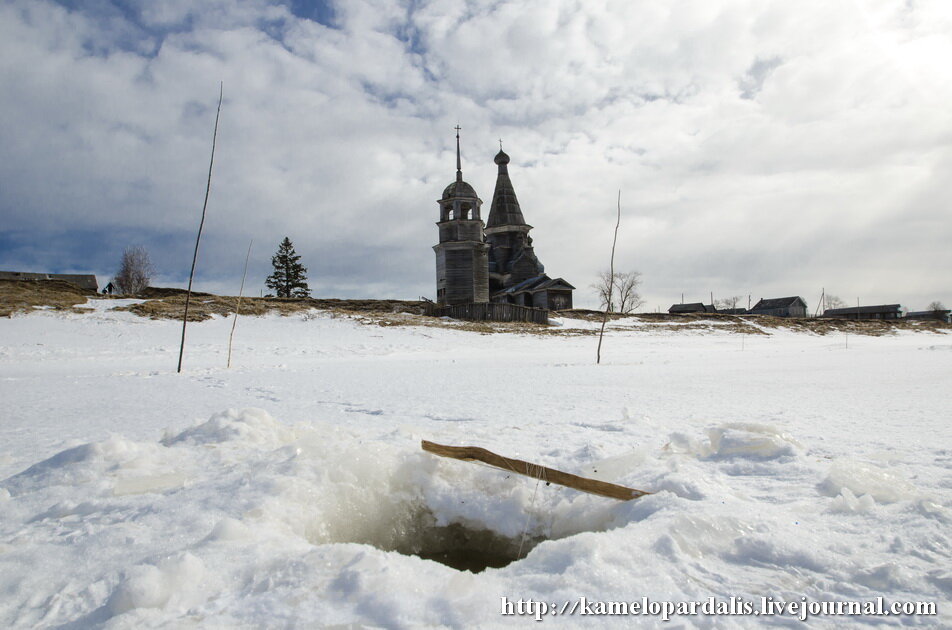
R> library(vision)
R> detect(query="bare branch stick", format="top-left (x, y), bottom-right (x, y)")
top-left (421, 440), bottom-right (649, 501)
top-left (227, 239), bottom-right (253, 369)
top-left (596, 190), bottom-right (622, 364)
top-left (178, 82), bottom-right (223, 373)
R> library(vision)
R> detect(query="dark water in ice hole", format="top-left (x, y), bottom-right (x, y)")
top-left (391, 522), bottom-right (543, 573)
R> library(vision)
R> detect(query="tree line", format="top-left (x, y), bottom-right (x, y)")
top-left (109, 243), bottom-right (947, 313)
top-left (108, 237), bottom-right (311, 298)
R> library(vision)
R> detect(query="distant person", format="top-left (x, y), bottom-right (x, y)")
top-left (102, 282), bottom-right (115, 295)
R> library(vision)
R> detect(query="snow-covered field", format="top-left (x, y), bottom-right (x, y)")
top-left (1, 300), bottom-right (950, 628)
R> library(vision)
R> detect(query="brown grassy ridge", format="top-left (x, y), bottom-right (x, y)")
top-left (2, 281), bottom-right (949, 336)
top-left (111, 287), bottom-right (427, 322)
top-left (557, 309), bottom-right (952, 336)
top-left (556, 310), bottom-right (768, 335)
top-left (0, 279), bottom-right (97, 317)
top-left (118, 288), bottom-right (557, 334)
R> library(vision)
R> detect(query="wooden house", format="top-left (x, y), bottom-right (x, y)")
top-left (491, 275), bottom-right (576, 310)
top-left (906, 310), bottom-right (951, 323)
top-left (668, 303), bottom-right (716, 314)
top-left (823, 304), bottom-right (903, 320)
top-left (749, 296), bottom-right (807, 318)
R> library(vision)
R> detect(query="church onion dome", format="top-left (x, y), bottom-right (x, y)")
top-left (494, 149), bottom-right (510, 165)
top-left (442, 179), bottom-right (477, 199)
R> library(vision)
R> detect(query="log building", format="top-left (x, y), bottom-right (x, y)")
top-left (433, 131), bottom-right (489, 305)
top-left (749, 296), bottom-right (808, 318)
top-left (433, 132), bottom-right (574, 311)
top-left (822, 304), bottom-right (903, 320)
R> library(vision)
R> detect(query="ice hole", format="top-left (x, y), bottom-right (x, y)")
top-left (393, 520), bottom-right (543, 573)
top-left (318, 501), bottom-right (546, 573)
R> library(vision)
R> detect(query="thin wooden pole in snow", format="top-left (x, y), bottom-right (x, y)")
top-left (421, 440), bottom-right (650, 501)
top-left (596, 190), bottom-right (621, 365)
top-left (227, 239), bottom-right (253, 369)
top-left (177, 83), bottom-right (223, 374)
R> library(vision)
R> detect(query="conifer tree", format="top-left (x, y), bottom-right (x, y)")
top-left (265, 237), bottom-right (310, 298)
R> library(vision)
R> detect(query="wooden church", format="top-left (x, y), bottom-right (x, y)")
top-left (434, 131), bottom-right (574, 311)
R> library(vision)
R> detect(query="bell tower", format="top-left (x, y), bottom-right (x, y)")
top-left (433, 127), bottom-right (489, 305)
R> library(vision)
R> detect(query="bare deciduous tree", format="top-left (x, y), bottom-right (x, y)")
top-left (592, 270), bottom-right (644, 314)
top-left (596, 191), bottom-right (622, 365)
top-left (824, 294), bottom-right (847, 310)
top-left (113, 246), bottom-right (154, 295)
top-left (928, 300), bottom-right (946, 312)
top-left (715, 295), bottom-right (744, 310)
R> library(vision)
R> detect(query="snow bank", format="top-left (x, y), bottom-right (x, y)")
top-left (2, 408), bottom-right (656, 625)
top-left (1, 307), bottom-right (950, 627)
top-left (9, 405), bottom-right (940, 627)
top-left (818, 459), bottom-right (919, 504)
top-left (664, 423), bottom-right (801, 461)
top-left (4, 435), bottom-right (171, 497)
top-left (5, 406), bottom-right (829, 625)
top-left (108, 553), bottom-right (207, 615)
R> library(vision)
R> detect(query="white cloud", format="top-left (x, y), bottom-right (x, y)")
top-left (1, 0), bottom-right (950, 310)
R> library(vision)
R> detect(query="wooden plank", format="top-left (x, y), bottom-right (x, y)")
top-left (421, 440), bottom-right (650, 501)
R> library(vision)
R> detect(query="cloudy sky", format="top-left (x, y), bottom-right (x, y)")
top-left (1, 0), bottom-right (950, 311)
